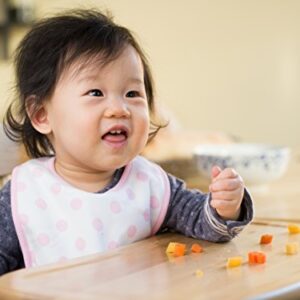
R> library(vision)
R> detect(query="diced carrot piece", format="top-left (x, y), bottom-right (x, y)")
top-left (260, 234), bottom-right (273, 244)
top-left (248, 251), bottom-right (266, 264)
top-left (191, 243), bottom-right (203, 253)
top-left (285, 242), bottom-right (299, 255)
top-left (226, 256), bottom-right (243, 268)
top-left (248, 252), bottom-right (257, 264)
top-left (288, 224), bottom-right (300, 234)
top-left (256, 252), bottom-right (266, 264)
top-left (174, 243), bottom-right (186, 257)
top-left (166, 242), bottom-right (177, 254)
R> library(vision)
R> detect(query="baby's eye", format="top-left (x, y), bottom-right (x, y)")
top-left (126, 91), bottom-right (140, 98)
top-left (88, 89), bottom-right (103, 97)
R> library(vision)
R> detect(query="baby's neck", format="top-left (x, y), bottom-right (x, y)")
top-left (54, 160), bottom-right (115, 193)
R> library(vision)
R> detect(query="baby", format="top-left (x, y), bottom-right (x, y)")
top-left (0, 9), bottom-right (253, 275)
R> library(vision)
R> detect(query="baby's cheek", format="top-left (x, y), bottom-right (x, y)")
top-left (138, 122), bottom-right (150, 144)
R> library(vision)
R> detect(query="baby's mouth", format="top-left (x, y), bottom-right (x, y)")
top-left (102, 129), bottom-right (128, 143)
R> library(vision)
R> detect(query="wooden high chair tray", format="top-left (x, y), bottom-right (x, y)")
top-left (1, 224), bottom-right (300, 300)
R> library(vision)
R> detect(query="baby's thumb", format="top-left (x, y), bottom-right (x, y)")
top-left (211, 165), bottom-right (222, 180)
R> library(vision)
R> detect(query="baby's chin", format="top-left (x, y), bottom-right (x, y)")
top-left (93, 157), bottom-right (134, 172)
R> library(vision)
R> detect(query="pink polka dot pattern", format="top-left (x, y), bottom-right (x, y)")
top-left (37, 233), bottom-right (50, 246)
top-left (70, 198), bottom-right (83, 210)
top-left (35, 198), bottom-right (47, 210)
top-left (136, 171), bottom-right (148, 181)
top-left (51, 183), bottom-right (62, 195)
top-left (75, 238), bottom-right (86, 251)
top-left (14, 155), bottom-right (168, 265)
top-left (56, 219), bottom-right (68, 232)
top-left (110, 201), bottom-right (121, 213)
top-left (126, 188), bottom-right (135, 200)
top-left (17, 181), bottom-right (26, 192)
top-left (150, 196), bottom-right (159, 209)
top-left (92, 218), bottom-right (103, 231)
top-left (107, 240), bottom-right (118, 250)
top-left (143, 210), bottom-right (150, 222)
top-left (127, 225), bottom-right (137, 238)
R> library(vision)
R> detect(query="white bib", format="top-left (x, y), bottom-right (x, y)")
top-left (11, 156), bottom-right (170, 267)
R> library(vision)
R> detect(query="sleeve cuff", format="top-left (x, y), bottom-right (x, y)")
top-left (204, 188), bottom-right (254, 239)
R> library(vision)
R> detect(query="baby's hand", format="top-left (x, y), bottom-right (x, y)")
top-left (209, 166), bottom-right (245, 221)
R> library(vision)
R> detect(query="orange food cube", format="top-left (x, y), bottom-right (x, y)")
top-left (248, 251), bottom-right (266, 264)
top-left (256, 253), bottom-right (266, 264)
top-left (260, 234), bottom-right (273, 244)
top-left (166, 242), bottom-right (177, 254)
top-left (191, 243), bottom-right (203, 253)
top-left (248, 252), bottom-right (257, 264)
top-left (226, 256), bottom-right (243, 268)
top-left (285, 242), bottom-right (299, 255)
top-left (174, 243), bottom-right (186, 257)
top-left (288, 224), bottom-right (300, 234)
top-left (166, 242), bottom-right (187, 257)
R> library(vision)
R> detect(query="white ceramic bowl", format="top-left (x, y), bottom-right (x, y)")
top-left (193, 143), bottom-right (290, 187)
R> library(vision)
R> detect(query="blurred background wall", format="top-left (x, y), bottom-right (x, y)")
top-left (0, 0), bottom-right (300, 146)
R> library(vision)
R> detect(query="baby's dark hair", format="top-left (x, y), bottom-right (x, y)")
top-left (4, 9), bottom-right (164, 158)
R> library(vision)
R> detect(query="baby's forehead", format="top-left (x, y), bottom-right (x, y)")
top-left (60, 54), bottom-right (107, 82)
top-left (60, 46), bottom-right (142, 83)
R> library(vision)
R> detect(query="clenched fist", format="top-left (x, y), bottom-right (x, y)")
top-left (209, 166), bottom-right (245, 220)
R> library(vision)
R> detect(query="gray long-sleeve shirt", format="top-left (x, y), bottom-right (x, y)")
top-left (0, 167), bottom-right (253, 276)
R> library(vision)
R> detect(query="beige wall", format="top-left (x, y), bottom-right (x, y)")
top-left (1, 0), bottom-right (300, 146)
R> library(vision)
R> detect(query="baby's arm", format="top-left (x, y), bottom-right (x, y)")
top-left (0, 182), bottom-right (24, 276)
top-left (158, 173), bottom-right (253, 242)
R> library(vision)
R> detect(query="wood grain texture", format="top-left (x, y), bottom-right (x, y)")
top-left (0, 224), bottom-right (300, 300)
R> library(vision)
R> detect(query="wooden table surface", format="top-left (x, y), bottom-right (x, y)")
top-left (1, 223), bottom-right (300, 300)
top-left (1, 147), bottom-right (300, 299)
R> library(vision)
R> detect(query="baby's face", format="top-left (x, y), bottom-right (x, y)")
top-left (44, 45), bottom-right (150, 175)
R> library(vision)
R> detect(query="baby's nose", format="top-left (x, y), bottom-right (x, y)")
top-left (104, 98), bottom-right (130, 118)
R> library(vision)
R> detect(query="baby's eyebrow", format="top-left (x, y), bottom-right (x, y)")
top-left (73, 72), bottom-right (144, 85)
top-left (127, 77), bottom-right (144, 85)
top-left (76, 74), bottom-right (99, 83)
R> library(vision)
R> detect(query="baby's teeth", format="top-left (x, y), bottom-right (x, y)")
top-left (110, 130), bottom-right (122, 134)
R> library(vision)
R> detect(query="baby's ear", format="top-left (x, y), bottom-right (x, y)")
top-left (26, 96), bottom-right (52, 134)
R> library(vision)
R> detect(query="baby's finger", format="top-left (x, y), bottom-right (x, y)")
top-left (209, 177), bottom-right (243, 192)
top-left (211, 165), bottom-right (222, 180)
top-left (212, 168), bottom-right (238, 182)
top-left (211, 190), bottom-right (242, 201)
